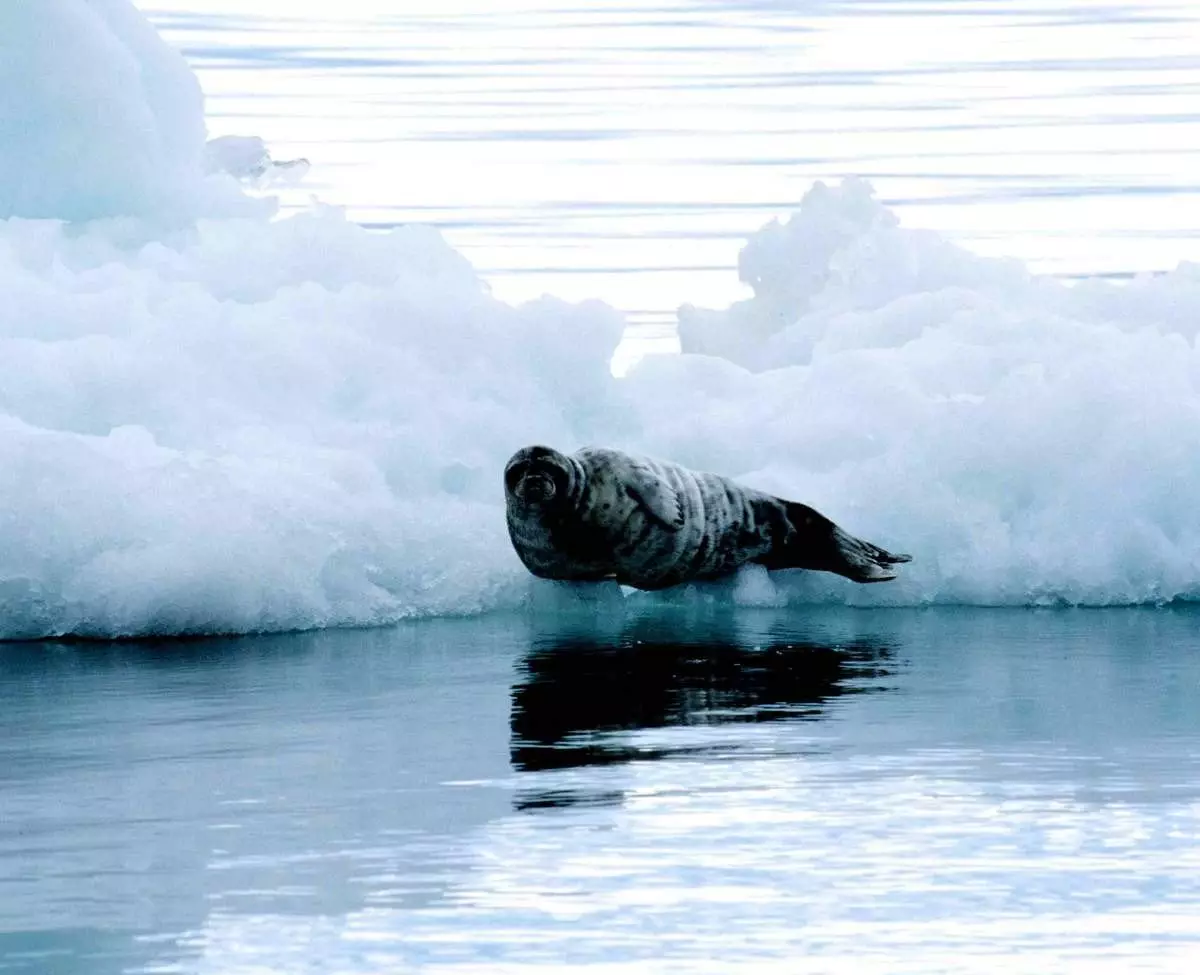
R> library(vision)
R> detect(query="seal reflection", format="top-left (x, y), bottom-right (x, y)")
top-left (510, 626), bottom-right (893, 811)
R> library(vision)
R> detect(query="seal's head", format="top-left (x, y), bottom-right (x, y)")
top-left (505, 445), bottom-right (574, 508)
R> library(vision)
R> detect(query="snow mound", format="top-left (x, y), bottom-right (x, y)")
top-left (642, 179), bottom-right (1200, 607)
top-left (0, 207), bottom-right (624, 638)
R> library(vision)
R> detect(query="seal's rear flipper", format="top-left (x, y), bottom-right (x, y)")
top-left (827, 525), bottom-right (912, 582)
top-left (758, 501), bottom-right (911, 584)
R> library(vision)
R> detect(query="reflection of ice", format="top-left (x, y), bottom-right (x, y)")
top-left (204, 135), bottom-right (311, 186)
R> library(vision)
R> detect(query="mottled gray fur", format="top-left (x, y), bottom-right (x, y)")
top-left (504, 445), bottom-right (910, 590)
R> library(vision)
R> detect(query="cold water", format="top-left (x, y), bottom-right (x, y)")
top-left (2, 607), bottom-right (1199, 973)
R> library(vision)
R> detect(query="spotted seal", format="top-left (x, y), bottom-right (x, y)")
top-left (504, 445), bottom-right (910, 590)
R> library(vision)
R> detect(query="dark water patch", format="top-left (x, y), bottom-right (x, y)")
top-left (511, 637), bottom-right (891, 771)
top-left (508, 603), bottom-right (896, 810)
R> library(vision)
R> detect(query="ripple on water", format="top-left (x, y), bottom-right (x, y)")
top-left (151, 0), bottom-right (1200, 320)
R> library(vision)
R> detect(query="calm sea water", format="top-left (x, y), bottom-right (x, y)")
top-left (3, 2), bottom-right (1200, 972)
top-left (2, 607), bottom-right (1199, 972)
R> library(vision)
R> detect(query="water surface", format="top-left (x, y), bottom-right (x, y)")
top-left (2, 607), bottom-right (1199, 972)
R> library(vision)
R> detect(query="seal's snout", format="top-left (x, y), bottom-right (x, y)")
top-left (513, 469), bottom-right (556, 504)
top-left (505, 445), bottom-right (567, 506)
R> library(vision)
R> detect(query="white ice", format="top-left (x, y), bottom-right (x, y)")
top-left (204, 135), bottom-right (311, 187)
top-left (665, 177), bottom-right (1200, 608)
top-left (0, 0), bottom-right (260, 223)
top-left (0, 1), bottom-right (1197, 637)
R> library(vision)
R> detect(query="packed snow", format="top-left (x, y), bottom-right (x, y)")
top-left (0, 0), bottom-right (1197, 638)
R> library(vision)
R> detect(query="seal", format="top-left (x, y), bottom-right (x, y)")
top-left (504, 445), bottom-right (911, 590)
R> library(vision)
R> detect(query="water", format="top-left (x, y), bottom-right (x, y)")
top-left (4, 2), bottom-right (1200, 970)
top-left (2, 607), bottom-right (1199, 972)
top-left (150, 0), bottom-right (1200, 369)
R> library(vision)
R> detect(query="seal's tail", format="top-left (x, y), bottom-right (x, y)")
top-left (758, 501), bottom-right (911, 583)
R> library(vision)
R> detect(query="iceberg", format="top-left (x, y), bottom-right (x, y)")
top-left (204, 135), bottom-right (311, 187)
top-left (0, 0), bottom-right (1197, 638)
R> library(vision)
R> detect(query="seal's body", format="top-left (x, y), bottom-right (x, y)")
top-left (504, 445), bottom-right (910, 590)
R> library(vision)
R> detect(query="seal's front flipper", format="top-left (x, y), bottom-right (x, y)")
top-left (625, 483), bottom-right (685, 531)
top-left (621, 459), bottom-right (687, 532)
top-left (760, 501), bottom-right (911, 583)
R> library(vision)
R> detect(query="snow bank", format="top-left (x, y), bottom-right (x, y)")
top-left (658, 178), bottom-right (1200, 606)
top-left (0, 2), bottom-right (1197, 638)
top-left (0, 208), bottom-right (624, 638)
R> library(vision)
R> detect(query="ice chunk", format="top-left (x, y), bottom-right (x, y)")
top-left (0, 202), bottom-right (625, 638)
top-left (205, 135), bottom-right (311, 187)
top-left (678, 178), bottom-right (1031, 370)
top-left (732, 564), bottom-right (786, 609)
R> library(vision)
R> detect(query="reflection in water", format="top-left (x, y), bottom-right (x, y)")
top-left (510, 614), bottom-right (892, 809)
